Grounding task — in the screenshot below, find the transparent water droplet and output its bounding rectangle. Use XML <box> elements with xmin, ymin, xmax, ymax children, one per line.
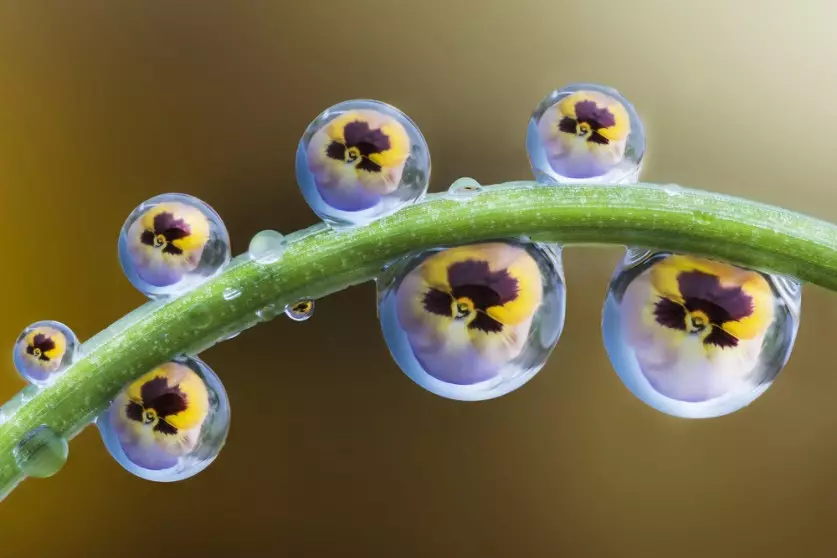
<box><xmin>13</xmin><ymin>321</ymin><xmax>78</xmax><ymax>386</ymax></box>
<box><xmin>97</xmin><ymin>356</ymin><xmax>230</xmax><ymax>482</ymax></box>
<box><xmin>662</xmin><ymin>183</ymin><xmax>684</xmax><ymax>196</ymax></box>
<box><xmin>448</xmin><ymin>177</ymin><xmax>483</xmax><ymax>197</ymax></box>
<box><xmin>285</xmin><ymin>299</ymin><xmax>315</xmax><ymax>321</ymax></box>
<box><xmin>222</xmin><ymin>287</ymin><xmax>242</xmax><ymax>301</ymax></box>
<box><xmin>14</xmin><ymin>425</ymin><xmax>68</xmax><ymax>478</ymax></box>
<box><xmin>248</xmin><ymin>230</ymin><xmax>287</xmax><ymax>265</ymax></box>
<box><xmin>378</xmin><ymin>241</ymin><xmax>566</xmax><ymax>401</ymax></box>
<box><xmin>256</xmin><ymin>303</ymin><xmax>280</xmax><ymax>322</ymax></box>
<box><xmin>527</xmin><ymin>83</ymin><xmax>645</xmax><ymax>185</ymax></box>
<box><xmin>295</xmin><ymin>99</ymin><xmax>431</xmax><ymax>228</ymax></box>
<box><xmin>118</xmin><ymin>193</ymin><xmax>231</xmax><ymax>299</ymax></box>
<box><xmin>602</xmin><ymin>251</ymin><xmax>801</xmax><ymax>418</ymax></box>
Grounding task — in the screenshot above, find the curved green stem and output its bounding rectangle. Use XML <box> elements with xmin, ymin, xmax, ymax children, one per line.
<box><xmin>2</xmin><ymin>181</ymin><xmax>837</xmax><ymax>499</ymax></box>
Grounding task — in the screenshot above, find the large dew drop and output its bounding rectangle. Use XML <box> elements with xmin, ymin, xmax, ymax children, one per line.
<box><xmin>97</xmin><ymin>356</ymin><xmax>230</xmax><ymax>482</ymax></box>
<box><xmin>602</xmin><ymin>251</ymin><xmax>801</xmax><ymax>418</ymax></box>
<box><xmin>295</xmin><ymin>99</ymin><xmax>431</xmax><ymax>228</ymax></box>
<box><xmin>14</xmin><ymin>425</ymin><xmax>68</xmax><ymax>478</ymax></box>
<box><xmin>378</xmin><ymin>241</ymin><xmax>566</xmax><ymax>401</ymax></box>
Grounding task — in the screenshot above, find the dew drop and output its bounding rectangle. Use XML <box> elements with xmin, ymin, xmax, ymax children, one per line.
<box><xmin>13</xmin><ymin>321</ymin><xmax>78</xmax><ymax>386</ymax></box>
<box><xmin>256</xmin><ymin>303</ymin><xmax>280</xmax><ymax>322</ymax></box>
<box><xmin>14</xmin><ymin>425</ymin><xmax>68</xmax><ymax>478</ymax></box>
<box><xmin>248</xmin><ymin>230</ymin><xmax>287</xmax><ymax>265</ymax></box>
<box><xmin>285</xmin><ymin>299</ymin><xmax>315</xmax><ymax>321</ymax></box>
<box><xmin>448</xmin><ymin>177</ymin><xmax>483</xmax><ymax>197</ymax></box>
<box><xmin>222</xmin><ymin>287</ymin><xmax>242</xmax><ymax>301</ymax></box>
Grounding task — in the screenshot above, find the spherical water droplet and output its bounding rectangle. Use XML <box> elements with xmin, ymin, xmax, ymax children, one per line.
<box><xmin>448</xmin><ymin>177</ymin><xmax>483</xmax><ymax>197</ymax></box>
<box><xmin>602</xmin><ymin>251</ymin><xmax>800</xmax><ymax>418</ymax></box>
<box><xmin>256</xmin><ymin>303</ymin><xmax>280</xmax><ymax>322</ymax></box>
<box><xmin>97</xmin><ymin>356</ymin><xmax>230</xmax><ymax>482</ymax></box>
<box><xmin>379</xmin><ymin>241</ymin><xmax>566</xmax><ymax>401</ymax></box>
<box><xmin>222</xmin><ymin>287</ymin><xmax>242</xmax><ymax>301</ymax></box>
<box><xmin>13</xmin><ymin>321</ymin><xmax>78</xmax><ymax>385</ymax></box>
<box><xmin>119</xmin><ymin>193</ymin><xmax>231</xmax><ymax>299</ymax></box>
<box><xmin>527</xmin><ymin>83</ymin><xmax>645</xmax><ymax>184</ymax></box>
<box><xmin>285</xmin><ymin>299</ymin><xmax>315</xmax><ymax>321</ymax></box>
<box><xmin>248</xmin><ymin>230</ymin><xmax>287</xmax><ymax>264</ymax></box>
<box><xmin>296</xmin><ymin>99</ymin><xmax>431</xmax><ymax>228</ymax></box>
<box><xmin>14</xmin><ymin>425</ymin><xmax>68</xmax><ymax>478</ymax></box>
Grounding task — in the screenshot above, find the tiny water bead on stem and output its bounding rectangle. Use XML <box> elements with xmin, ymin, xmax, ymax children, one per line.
<box><xmin>602</xmin><ymin>251</ymin><xmax>801</xmax><ymax>418</ymax></box>
<box><xmin>119</xmin><ymin>193</ymin><xmax>231</xmax><ymax>299</ymax></box>
<box><xmin>527</xmin><ymin>83</ymin><xmax>645</xmax><ymax>185</ymax></box>
<box><xmin>296</xmin><ymin>99</ymin><xmax>431</xmax><ymax>228</ymax></box>
<box><xmin>379</xmin><ymin>241</ymin><xmax>566</xmax><ymax>401</ymax></box>
<box><xmin>97</xmin><ymin>357</ymin><xmax>230</xmax><ymax>482</ymax></box>
<box><xmin>285</xmin><ymin>299</ymin><xmax>315</xmax><ymax>321</ymax></box>
<box><xmin>13</xmin><ymin>321</ymin><xmax>78</xmax><ymax>386</ymax></box>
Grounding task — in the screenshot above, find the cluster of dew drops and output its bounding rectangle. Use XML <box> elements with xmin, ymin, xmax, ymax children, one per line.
<box><xmin>3</xmin><ymin>84</ymin><xmax>803</xmax><ymax>485</ymax></box>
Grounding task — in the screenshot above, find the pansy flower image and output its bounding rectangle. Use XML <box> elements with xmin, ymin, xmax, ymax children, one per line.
<box><xmin>125</xmin><ymin>201</ymin><xmax>211</xmax><ymax>287</ymax></box>
<box><xmin>108</xmin><ymin>362</ymin><xmax>210</xmax><ymax>471</ymax></box>
<box><xmin>306</xmin><ymin>109</ymin><xmax>411</xmax><ymax>212</ymax></box>
<box><xmin>620</xmin><ymin>255</ymin><xmax>776</xmax><ymax>402</ymax></box>
<box><xmin>536</xmin><ymin>90</ymin><xmax>631</xmax><ymax>179</ymax></box>
<box><xmin>15</xmin><ymin>325</ymin><xmax>69</xmax><ymax>382</ymax></box>
<box><xmin>395</xmin><ymin>243</ymin><xmax>544</xmax><ymax>385</ymax></box>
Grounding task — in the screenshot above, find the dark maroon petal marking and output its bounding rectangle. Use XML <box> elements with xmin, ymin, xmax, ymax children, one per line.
<box><xmin>678</xmin><ymin>270</ymin><xmax>753</xmax><ymax>323</ymax></box>
<box><xmin>558</xmin><ymin>117</ymin><xmax>577</xmax><ymax>134</ymax></box>
<box><xmin>325</xmin><ymin>141</ymin><xmax>346</xmax><ymax>161</ymax></box>
<box><xmin>422</xmin><ymin>288</ymin><xmax>453</xmax><ymax>317</ymax></box>
<box><xmin>162</xmin><ymin>227</ymin><xmax>189</xmax><ymax>243</ymax></box>
<box><xmin>653</xmin><ymin>298</ymin><xmax>687</xmax><ymax>330</ymax></box>
<box><xmin>452</xmin><ymin>284</ymin><xmax>501</xmax><ymax>311</ymax></box>
<box><xmin>447</xmin><ymin>260</ymin><xmax>519</xmax><ymax>307</ymax></box>
<box><xmin>162</xmin><ymin>243</ymin><xmax>184</xmax><ymax>256</ymax></box>
<box><xmin>140</xmin><ymin>376</ymin><xmax>189</xmax><ymax>419</ymax></box>
<box><xmin>469</xmin><ymin>312</ymin><xmax>504</xmax><ymax>334</ymax></box>
<box><xmin>153</xmin><ymin>420</ymin><xmax>179</xmax><ymax>435</ymax></box>
<box><xmin>574</xmin><ymin>100</ymin><xmax>616</xmax><ymax>130</ymax></box>
<box><xmin>32</xmin><ymin>333</ymin><xmax>56</xmax><ymax>353</ymax></box>
<box><xmin>588</xmin><ymin>132</ymin><xmax>610</xmax><ymax>145</ymax></box>
<box><xmin>343</xmin><ymin>121</ymin><xmax>391</xmax><ymax>155</ymax></box>
<box><xmin>140</xmin><ymin>230</ymin><xmax>156</xmax><ymax>246</ymax></box>
<box><xmin>153</xmin><ymin>212</ymin><xmax>190</xmax><ymax>239</ymax></box>
<box><xmin>356</xmin><ymin>157</ymin><xmax>383</xmax><ymax>173</ymax></box>
<box><xmin>704</xmin><ymin>326</ymin><xmax>739</xmax><ymax>348</ymax></box>
<box><xmin>125</xmin><ymin>401</ymin><xmax>144</xmax><ymax>422</ymax></box>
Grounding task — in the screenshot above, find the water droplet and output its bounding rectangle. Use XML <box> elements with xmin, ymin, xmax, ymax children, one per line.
<box><xmin>378</xmin><ymin>241</ymin><xmax>566</xmax><ymax>401</ymax></box>
<box><xmin>527</xmin><ymin>83</ymin><xmax>645</xmax><ymax>184</ymax></box>
<box><xmin>248</xmin><ymin>230</ymin><xmax>287</xmax><ymax>265</ymax></box>
<box><xmin>285</xmin><ymin>299</ymin><xmax>315</xmax><ymax>321</ymax></box>
<box><xmin>663</xmin><ymin>183</ymin><xmax>684</xmax><ymax>196</ymax></box>
<box><xmin>222</xmin><ymin>287</ymin><xmax>242</xmax><ymax>301</ymax></box>
<box><xmin>295</xmin><ymin>99</ymin><xmax>431</xmax><ymax>228</ymax></box>
<box><xmin>602</xmin><ymin>251</ymin><xmax>800</xmax><ymax>418</ymax></box>
<box><xmin>13</xmin><ymin>321</ymin><xmax>78</xmax><ymax>386</ymax></box>
<box><xmin>97</xmin><ymin>356</ymin><xmax>230</xmax><ymax>482</ymax></box>
<box><xmin>118</xmin><ymin>193</ymin><xmax>231</xmax><ymax>299</ymax></box>
<box><xmin>256</xmin><ymin>303</ymin><xmax>280</xmax><ymax>322</ymax></box>
<box><xmin>448</xmin><ymin>177</ymin><xmax>483</xmax><ymax>196</ymax></box>
<box><xmin>14</xmin><ymin>426</ymin><xmax>68</xmax><ymax>478</ymax></box>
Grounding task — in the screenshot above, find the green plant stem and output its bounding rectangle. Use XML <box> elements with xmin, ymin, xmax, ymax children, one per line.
<box><xmin>2</xmin><ymin>181</ymin><xmax>837</xmax><ymax>498</ymax></box>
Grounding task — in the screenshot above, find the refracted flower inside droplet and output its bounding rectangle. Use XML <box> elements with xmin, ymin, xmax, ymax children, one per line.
<box><xmin>98</xmin><ymin>357</ymin><xmax>230</xmax><ymax>481</ymax></box>
<box><xmin>603</xmin><ymin>252</ymin><xmax>801</xmax><ymax>418</ymax></box>
<box><xmin>13</xmin><ymin>321</ymin><xmax>78</xmax><ymax>385</ymax></box>
<box><xmin>119</xmin><ymin>193</ymin><xmax>231</xmax><ymax>298</ymax></box>
<box><xmin>527</xmin><ymin>83</ymin><xmax>644</xmax><ymax>183</ymax></box>
<box><xmin>296</xmin><ymin>100</ymin><xmax>431</xmax><ymax>227</ymax></box>
<box><xmin>380</xmin><ymin>242</ymin><xmax>566</xmax><ymax>400</ymax></box>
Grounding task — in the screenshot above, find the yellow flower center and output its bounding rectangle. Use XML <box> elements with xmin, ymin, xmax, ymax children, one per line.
<box><xmin>153</xmin><ymin>233</ymin><xmax>167</xmax><ymax>247</ymax></box>
<box><xmin>455</xmin><ymin>297</ymin><xmax>475</xmax><ymax>319</ymax></box>
<box><xmin>345</xmin><ymin>146</ymin><xmax>361</xmax><ymax>164</ymax></box>
<box><xmin>577</xmin><ymin>122</ymin><xmax>592</xmax><ymax>137</ymax></box>
<box><xmin>142</xmin><ymin>408</ymin><xmax>158</xmax><ymax>425</ymax></box>
<box><xmin>32</xmin><ymin>348</ymin><xmax>41</xmax><ymax>358</ymax></box>
<box><xmin>686</xmin><ymin>310</ymin><xmax>711</xmax><ymax>335</ymax></box>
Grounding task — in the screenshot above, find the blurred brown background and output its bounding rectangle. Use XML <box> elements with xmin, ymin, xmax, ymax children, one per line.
<box><xmin>1</xmin><ymin>1</ymin><xmax>837</xmax><ymax>556</ymax></box>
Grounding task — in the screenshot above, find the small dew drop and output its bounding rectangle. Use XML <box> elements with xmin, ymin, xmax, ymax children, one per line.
<box><xmin>14</xmin><ymin>425</ymin><xmax>68</xmax><ymax>478</ymax></box>
<box><xmin>256</xmin><ymin>303</ymin><xmax>280</xmax><ymax>322</ymax></box>
<box><xmin>285</xmin><ymin>299</ymin><xmax>315</xmax><ymax>322</ymax></box>
<box><xmin>222</xmin><ymin>287</ymin><xmax>242</xmax><ymax>301</ymax></box>
<box><xmin>448</xmin><ymin>177</ymin><xmax>483</xmax><ymax>197</ymax></box>
<box><xmin>248</xmin><ymin>230</ymin><xmax>287</xmax><ymax>265</ymax></box>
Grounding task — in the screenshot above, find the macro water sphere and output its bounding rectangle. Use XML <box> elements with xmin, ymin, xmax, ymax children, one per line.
<box><xmin>5</xmin><ymin>81</ymin><xmax>836</xmax><ymax>501</ymax></box>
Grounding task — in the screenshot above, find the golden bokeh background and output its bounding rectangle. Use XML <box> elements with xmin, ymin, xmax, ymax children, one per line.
<box><xmin>2</xmin><ymin>1</ymin><xmax>837</xmax><ymax>556</ymax></box>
